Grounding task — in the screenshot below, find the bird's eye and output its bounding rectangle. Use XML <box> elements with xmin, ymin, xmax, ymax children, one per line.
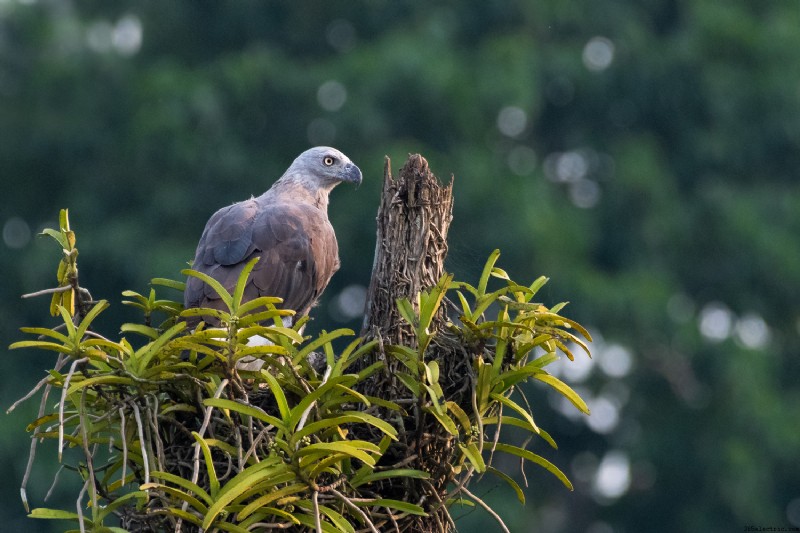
<box><xmin>323</xmin><ymin>156</ymin><xmax>336</xmax><ymax>166</ymax></box>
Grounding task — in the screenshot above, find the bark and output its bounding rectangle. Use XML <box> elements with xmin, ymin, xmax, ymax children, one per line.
<box><xmin>361</xmin><ymin>154</ymin><xmax>454</xmax><ymax>345</ymax></box>
<box><xmin>360</xmin><ymin>154</ymin><xmax>458</xmax><ymax>533</ymax></box>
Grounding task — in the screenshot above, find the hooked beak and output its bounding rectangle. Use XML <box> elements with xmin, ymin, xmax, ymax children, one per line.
<box><xmin>341</xmin><ymin>163</ymin><xmax>363</xmax><ymax>189</ymax></box>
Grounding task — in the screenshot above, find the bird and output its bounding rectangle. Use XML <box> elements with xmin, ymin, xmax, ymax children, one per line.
<box><xmin>183</xmin><ymin>147</ymin><xmax>362</xmax><ymax>349</ymax></box>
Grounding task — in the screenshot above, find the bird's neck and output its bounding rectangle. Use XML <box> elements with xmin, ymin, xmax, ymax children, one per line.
<box><xmin>268</xmin><ymin>175</ymin><xmax>335</xmax><ymax>211</ymax></box>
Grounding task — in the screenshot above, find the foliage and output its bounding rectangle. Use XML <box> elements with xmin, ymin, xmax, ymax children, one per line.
<box><xmin>4</xmin><ymin>3</ymin><xmax>800</xmax><ymax>532</ymax></box>
<box><xmin>10</xmin><ymin>212</ymin><xmax>590</xmax><ymax>532</ymax></box>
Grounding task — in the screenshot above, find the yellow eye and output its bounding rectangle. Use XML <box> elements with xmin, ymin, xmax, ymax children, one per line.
<box><xmin>323</xmin><ymin>156</ymin><xmax>335</xmax><ymax>166</ymax></box>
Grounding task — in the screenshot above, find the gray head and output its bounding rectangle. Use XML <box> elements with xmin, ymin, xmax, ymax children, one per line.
<box><xmin>280</xmin><ymin>146</ymin><xmax>362</xmax><ymax>191</ymax></box>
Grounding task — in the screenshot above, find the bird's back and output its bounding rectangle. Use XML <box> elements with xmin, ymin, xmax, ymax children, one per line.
<box><xmin>184</xmin><ymin>191</ymin><xmax>339</xmax><ymax>325</ymax></box>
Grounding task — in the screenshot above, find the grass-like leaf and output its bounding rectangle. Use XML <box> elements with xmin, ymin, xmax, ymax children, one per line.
<box><xmin>534</xmin><ymin>373</ymin><xmax>590</xmax><ymax>415</ymax></box>
<box><xmin>494</xmin><ymin>443</ymin><xmax>573</xmax><ymax>490</ymax></box>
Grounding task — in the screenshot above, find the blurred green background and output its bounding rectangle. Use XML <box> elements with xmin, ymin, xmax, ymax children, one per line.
<box><xmin>2</xmin><ymin>1</ymin><xmax>799</xmax><ymax>532</ymax></box>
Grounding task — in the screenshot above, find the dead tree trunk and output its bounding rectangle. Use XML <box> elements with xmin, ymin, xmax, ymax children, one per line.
<box><xmin>361</xmin><ymin>154</ymin><xmax>459</xmax><ymax>533</ymax></box>
<box><xmin>361</xmin><ymin>154</ymin><xmax>454</xmax><ymax>344</ymax></box>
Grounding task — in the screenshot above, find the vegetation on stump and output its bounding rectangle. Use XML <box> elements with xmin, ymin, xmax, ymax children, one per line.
<box><xmin>10</xmin><ymin>156</ymin><xmax>591</xmax><ymax>532</ymax></box>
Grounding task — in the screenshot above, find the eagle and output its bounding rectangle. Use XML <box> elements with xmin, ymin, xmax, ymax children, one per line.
<box><xmin>184</xmin><ymin>147</ymin><xmax>362</xmax><ymax>341</ymax></box>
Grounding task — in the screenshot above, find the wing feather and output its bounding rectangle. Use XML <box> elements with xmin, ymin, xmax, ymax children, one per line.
<box><xmin>184</xmin><ymin>197</ymin><xmax>339</xmax><ymax>326</ymax></box>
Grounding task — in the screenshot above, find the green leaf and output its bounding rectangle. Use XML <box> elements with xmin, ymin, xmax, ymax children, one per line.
<box><xmin>66</xmin><ymin>375</ymin><xmax>135</xmax><ymax>395</ymax></box>
<box><xmin>28</xmin><ymin>508</ymin><xmax>89</xmax><ymax>523</ymax></box>
<box><xmin>259</xmin><ymin>370</ymin><xmax>290</xmax><ymax>422</ymax></box>
<box><xmin>287</xmin><ymin>375</ymin><xmax>356</xmax><ymax>430</ymax></box>
<box><xmin>491</xmin><ymin>267</ymin><xmax>511</xmax><ymax>281</ymax></box>
<box><xmin>394</xmin><ymin>371</ymin><xmax>420</xmax><ymax>396</ymax></box>
<box><xmin>294</xmin><ymin>512</ymin><xmax>342</xmax><ymax>533</ymax></box>
<box><xmin>40</xmin><ymin>227</ymin><xmax>69</xmax><ymax>248</ymax></box>
<box><xmin>477</xmin><ymin>249</ymin><xmax>501</xmax><ymax>297</ymax></box>
<box><xmin>424</xmin><ymin>360</ymin><xmax>440</xmax><ymax>385</ymax></box>
<box><xmin>458</xmin><ymin>442</ymin><xmax>486</xmax><ymax>472</ymax></box>
<box><xmin>486</xmin><ymin>466</ymin><xmax>525</xmax><ymax>504</ymax></box>
<box><xmin>534</xmin><ymin>373</ymin><xmax>590</xmax><ymax>415</ymax></box>
<box><xmin>424</xmin><ymin>404</ymin><xmax>459</xmax><ymax>435</ymax></box>
<box><xmin>470</xmin><ymin>287</ymin><xmax>509</xmax><ymax>322</ymax></box>
<box><xmin>293</xmin><ymin>328</ymin><xmax>354</xmax><ymax>365</ymax></box>
<box><xmin>494</xmin><ymin>443</ymin><xmax>573</xmax><ymax>490</ymax></box>
<box><xmin>334</xmin><ymin>338</ymin><xmax>378</xmax><ymax>375</ymax></box>
<box><xmin>396</xmin><ymin>297</ymin><xmax>417</xmax><ymax>328</ymax></box>
<box><xmin>19</xmin><ymin>326</ymin><xmax>70</xmax><ymax>343</ymax></box>
<box><xmin>95</xmin><ymin>491</ymin><xmax>147</xmax><ymax>522</ymax></box>
<box><xmin>146</xmin><ymin>471</ymin><xmax>213</xmax><ymax>505</ymax></box>
<box><xmin>350</xmin><ymin>468</ymin><xmax>431</xmax><ymax>488</ymax></box>
<box><xmin>153</xmin><ymin>506</ymin><xmax>203</xmax><ymax>526</ymax></box>
<box><xmin>231</xmin><ymin>257</ymin><xmax>260</xmax><ymax>312</ymax></box>
<box><xmin>317</xmin><ymin>504</ymin><xmax>355</xmax><ymax>533</ymax></box>
<box><xmin>489</xmin><ymin>392</ymin><xmax>539</xmax><ymax>433</ymax></box>
<box><xmin>455</xmin><ymin>290</ymin><xmax>473</xmax><ymax>317</ymax></box>
<box><xmin>475</xmin><ymin>359</ymin><xmax>494</xmax><ymax>415</ymax></box>
<box><xmin>528</xmin><ymin>276</ymin><xmax>549</xmax><ymax>299</ymax></box>
<box><xmin>419</xmin><ymin>273</ymin><xmax>453</xmax><ymax>335</ymax></box>
<box><xmin>182</xmin><ymin>268</ymin><xmax>232</xmax><ymax>309</ymax></box>
<box><xmin>120</xmin><ymin>323</ymin><xmax>159</xmax><ymax>340</ymax></box>
<box><xmin>481</xmin><ymin>416</ymin><xmax>556</xmax><ymax>447</ymax></box>
<box><xmin>9</xmin><ymin>340</ymin><xmax>73</xmax><ymax>354</ymax></box>
<box><xmin>238</xmin><ymin>506</ymin><xmax>301</xmax><ymax>528</ymax></box>
<box><xmin>133</xmin><ymin>321</ymin><xmax>187</xmax><ymax>372</ymax></box>
<box><xmin>446</xmin><ymin>401</ymin><xmax>472</xmax><ymax>433</ymax></box>
<box><xmin>386</xmin><ymin>344</ymin><xmax>420</xmax><ymax>374</ymax></box>
<box><xmin>201</xmin><ymin>459</ymin><xmax>286</xmax><ymax>529</ymax></box>
<box><xmin>291</xmin><ymin>411</ymin><xmax>397</xmax><ymax>448</ymax></box>
<box><xmin>294</xmin><ymin>440</ymin><xmax>380</xmax><ymax>466</ymax></box>
<box><xmin>490</xmin><ymin>362</ymin><xmax>544</xmax><ymax>392</ymax></box>
<box><xmin>203</xmin><ymin>398</ymin><xmax>287</xmax><ymax>433</ymax></box>
<box><xmin>151</xmin><ymin>277</ymin><xmax>186</xmax><ymax>291</ymax></box>
<box><xmin>236</xmin><ymin>483</ymin><xmax>307</xmax><ymax>521</ymax></box>
<box><xmin>355</xmin><ymin>499</ymin><xmax>427</xmax><ymax>516</ymax></box>
<box><xmin>75</xmin><ymin>300</ymin><xmax>109</xmax><ymax>339</ymax></box>
<box><xmin>140</xmin><ymin>482</ymin><xmax>213</xmax><ymax>514</ymax></box>
<box><xmin>191</xmin><ymin>432</ymin><xmax>220</xmax><ymax>497</ymax></box>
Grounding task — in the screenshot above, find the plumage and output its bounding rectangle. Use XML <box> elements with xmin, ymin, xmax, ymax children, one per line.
<box><xmin>184</xmin><ymin>147</ymin><xmax>362</xmax><ymax>327</ymax></box>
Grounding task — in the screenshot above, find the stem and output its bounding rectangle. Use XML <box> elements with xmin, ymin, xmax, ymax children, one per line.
<box><xmin>21</xmin><ymin>285</ymin><xmax>72</xmax><ymax>299</ymax></box>
<box><xmin>459</xmin><ymin>485</ymin><xmax>510</xmax><ymax>533</ymax></box>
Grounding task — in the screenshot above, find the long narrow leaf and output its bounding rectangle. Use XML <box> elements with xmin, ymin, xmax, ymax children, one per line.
<box><xmin>486</xmin><ymin>466</ymin><xmax>525</xmax><ymax>504</ymax></box>
<box><xmin>236</xmin><ymin>483</ymin><xmax>308</xmax><ymax>521</ymax></box>
<box><xmin>458</xmin><ymin>442</ymin><xmax>486</xmax><ymax>472</ymax></box>
<box><xmin>75</xmin><ymin>300</ymin><xmax>109</xmax><ymax>339</ymax></box>
<box><xmin>534</xmin><ymin>373</ymin><xmax>590</xmax><ymax>415</ymax></box>
<box><xmin>494</xmin><ymin>443</ymin><xmax>573</xmax><ymax>490</ymax></box>
<box><xmin>287</xmin><ymin>375</ymin><xmax>356</xmax><ymax>430</ymax></box>
<box><xmin>489</xmin><ymin>393</ymin><xmax>539</xmax><ymax>433</ymax></box>
<box><xmin>203</xmin><ymin>398</ymin><xmax>287</xmax><ymax>432</ymax></box>
<box><xmin>181</xmin><ymin>269</ymin><xmax>232</xmax><ymax>308</ymax></box>
<box><xmin>140</xmin><ymin>483</ymin><xmax>209</xmax><ymax>514</ymax></box>
<box><xmin>191</xmin><ymin>432</ymin><xmax>220</xmax><ymax>497</ymax></box>
<box><xmin>231</xmin><ymin>257</ymin><xmax>260</xmax><ymax>312</ymax></box>
<box><xmin>477</xmin><ymin>249</ymin><xmax>501</xmax><ymax>297</ymax></box>
<box><xmin>259</xmin><ymin>370</ymin><xmax>290</xmax><ymax>422</ymax></box>
<box><xmin>294</xmin><ymin>441</ymin><xmax>379</xmax><ymax>466</ymax></box>
<box><xmin>293</xmin><ymin>329</ymin><xmax>354</xmax><ymax>365</ymax></box>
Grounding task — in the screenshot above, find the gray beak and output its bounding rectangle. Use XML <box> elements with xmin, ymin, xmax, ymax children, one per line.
<box><xmin>342</xmin><ymin>163</ymin><xmax>363</xmax><ymax>188</ymax></box>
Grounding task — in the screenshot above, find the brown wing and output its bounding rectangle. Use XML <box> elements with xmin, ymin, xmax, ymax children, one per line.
<box><xmin>184</xmin><ymin>199</ymin><xmax>339</xmax><ymax>326</ymax></box>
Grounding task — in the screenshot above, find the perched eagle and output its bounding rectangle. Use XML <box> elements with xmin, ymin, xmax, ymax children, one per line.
<box><xmin>184</xmin><ymin>146</ymin><xmax>362</xmax><ymax>333</ymax></box>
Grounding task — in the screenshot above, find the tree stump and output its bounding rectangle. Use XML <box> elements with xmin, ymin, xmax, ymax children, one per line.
<box><xmin>361</xmin><ymin>154</ymin><xmax>454</xmax><ymax>345</ymax></box>
<box><xmin>361</xmin><ymin>154</ymin><xmax>460</xmax><ymax>532</ymax></box>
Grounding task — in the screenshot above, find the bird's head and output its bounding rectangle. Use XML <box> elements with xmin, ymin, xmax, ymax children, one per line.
<box><xmin>284</xmin><ymin>146</ymin><xmax>363</xmax><ymax>191</ymax></box>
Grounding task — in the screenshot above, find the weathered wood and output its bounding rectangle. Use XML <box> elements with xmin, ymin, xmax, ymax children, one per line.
<box><xmin>361</xmin><ymin>154</ymin><xmax>454</xmax><ymax>345</ymax></box>
<box><xmin>360</xmin><ymin>154</ymin><xmax>457</xmax><ymax>533</ymax></box>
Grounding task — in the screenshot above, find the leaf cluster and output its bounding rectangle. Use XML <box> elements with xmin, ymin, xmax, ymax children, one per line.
<box><xmin>387</xmin><ymin>249</ymin><xmax>592</xmax><ymax>518</ymax></box>
<box><xmin>10</xmin><ymin>215</ymin><xmax>591</xmax><ymax>533</ymax></box>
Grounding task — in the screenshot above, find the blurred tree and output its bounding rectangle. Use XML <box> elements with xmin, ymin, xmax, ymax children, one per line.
<box><xmin>2</xmin><ymin>1</ymin><xmax>799</xmax><ymax>532</ymax></box>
